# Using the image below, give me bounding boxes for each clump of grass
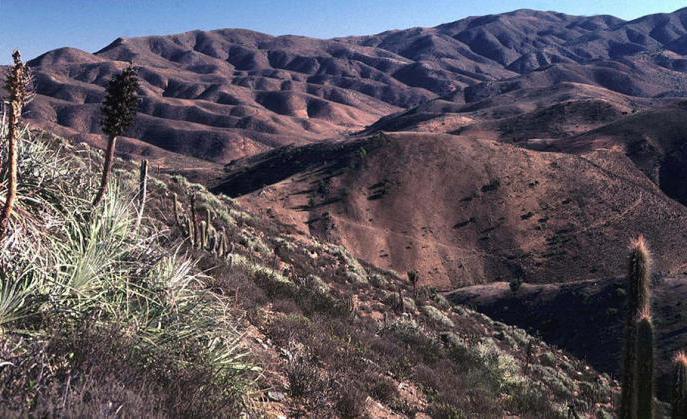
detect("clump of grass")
[0,128,257,415]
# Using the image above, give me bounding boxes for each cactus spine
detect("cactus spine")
[620,235,653,419]
[673,352,687,418]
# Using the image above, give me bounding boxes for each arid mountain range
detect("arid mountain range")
[8,6,687,285]
[8,6,687,405]
[18,7,687,165]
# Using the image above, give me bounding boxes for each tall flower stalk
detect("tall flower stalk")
[93,65,140,207]
[0,50,31,240]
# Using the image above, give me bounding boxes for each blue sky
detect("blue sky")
[1,0,685,64]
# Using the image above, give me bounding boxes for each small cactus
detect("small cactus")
[199,220,208,249]
[216,227,227,256]
[172,193,182,227]
[190,194,199,246]
[673,352,687,418]
[207,223,217,251]
[179,214,191,240]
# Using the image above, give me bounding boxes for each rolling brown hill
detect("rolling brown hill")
[9,7,687,412]
[8,5,687,345]
[12,6,687,175]
[211,132,687,289]
[552,103,687,205]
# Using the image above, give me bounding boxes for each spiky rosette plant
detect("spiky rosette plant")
[0,50,32,240]
[93,65,140,207]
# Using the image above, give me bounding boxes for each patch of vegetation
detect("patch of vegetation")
[0,132,257,416]
[0,65,616,415]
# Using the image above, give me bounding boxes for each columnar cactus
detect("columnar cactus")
[620,235,653,419]
[179,214,191,239]
[673,352,687,418]
[172,190,235,256]
[203,208,212,249]
[199,220,208,250]
[190,194,198,246]
[216,227,227,256]
[172,193,182,227]
[207,223,217,251]
[0,50,31,240]
[636,310,654,419]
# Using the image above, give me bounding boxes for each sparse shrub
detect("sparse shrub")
[509,277,523,292]
[316,178,331,196]
[427,401,465,419]
[433,292,452,309]
[415,360,500,418]
[335,381,367,418]
[368,273,388,288]
[474,338,525,391]
[481,179,500,193]
[422,305,455,328]
[272,297,302,314]
[407,270,420,290]
[286,353,322,398]
[369,375,398,403]
[403,295,418,313]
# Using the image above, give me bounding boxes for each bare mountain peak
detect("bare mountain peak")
[18,7,687,167]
